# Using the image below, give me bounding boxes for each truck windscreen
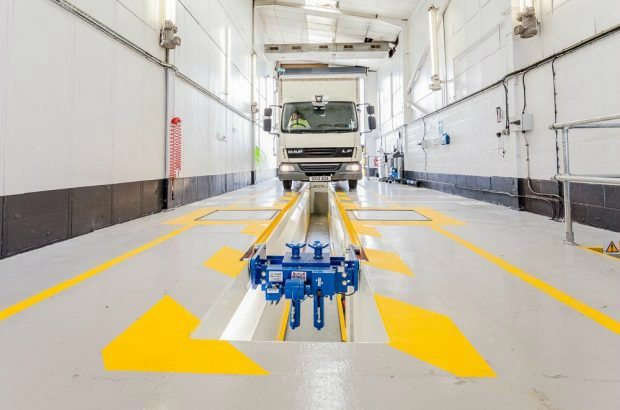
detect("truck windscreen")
[281,102,358,133]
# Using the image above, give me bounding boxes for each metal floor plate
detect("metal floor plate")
[199,210,278,221]
[350,209,430,221]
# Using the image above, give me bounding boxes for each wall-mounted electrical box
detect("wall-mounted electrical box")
[510,113,534,132]
[521,113,534,131]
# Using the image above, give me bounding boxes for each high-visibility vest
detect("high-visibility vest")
[290,119,310,129]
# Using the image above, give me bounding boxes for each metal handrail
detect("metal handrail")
[551,114,620,244]
[554,175,620,185]
[550,114,620,130]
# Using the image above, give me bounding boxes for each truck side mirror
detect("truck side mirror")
[366,105,375,115]
[263,117,272,133]
[264,107,273,117]
[368,116,377,131]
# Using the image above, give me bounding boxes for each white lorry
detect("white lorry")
[263,76,376,190]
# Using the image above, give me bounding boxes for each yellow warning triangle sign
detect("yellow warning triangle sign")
[605,241,619,254]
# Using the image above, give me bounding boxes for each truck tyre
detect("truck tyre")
[348,180,358,190]
[282,180,292,190]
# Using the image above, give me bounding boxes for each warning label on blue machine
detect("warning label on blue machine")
[269,271,283,282]
[291,271,307,281]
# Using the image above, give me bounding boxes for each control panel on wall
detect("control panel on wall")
[510,113,534,132]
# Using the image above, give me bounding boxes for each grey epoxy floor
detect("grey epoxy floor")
[1,178,619,410]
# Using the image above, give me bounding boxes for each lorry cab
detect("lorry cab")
[264,76,377,190]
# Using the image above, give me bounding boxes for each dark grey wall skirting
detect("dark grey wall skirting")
[255,168,278,184]
[405,171,520,209]
[404,171,620,233]
[0,170,275,259]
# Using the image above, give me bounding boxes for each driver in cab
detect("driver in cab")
[288,111,310,129]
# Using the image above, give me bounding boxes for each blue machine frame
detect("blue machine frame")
[249,242,360,330]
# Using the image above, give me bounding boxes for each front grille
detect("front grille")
[303,148,338,158]
[287,147,354,158]
[299,163,341,175]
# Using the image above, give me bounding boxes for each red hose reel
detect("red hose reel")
[169,117,182,180]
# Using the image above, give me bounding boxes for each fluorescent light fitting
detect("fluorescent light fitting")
[225,26,232,95]
[303,5,342,15]
[305,0,339,9]
[519,0,534,12]
[163,0,176,23]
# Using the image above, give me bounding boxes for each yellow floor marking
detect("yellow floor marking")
[241,222,270,237]
[347,207,464,227]
[163,207,280,226]
[163,208,217,225]
[413,207,464,226]
[579,246,620,262]
[333,190,362,248]
[0,225,192,322]
[203,246,247,277]
[337,295,347,342]
[272,202,289,208]
[364,248,414,276]
[433,226,620,335]
[253,191,301,248]
[351,222,382,237]
[102,296,268,375]
[374,294,496,378]
[277,300,291,341]
[357,185,466,227]
[341,202,362,210]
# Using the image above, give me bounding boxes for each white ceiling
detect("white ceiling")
[256,0,421,69]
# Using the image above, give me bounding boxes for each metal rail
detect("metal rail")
[549,114,620,244]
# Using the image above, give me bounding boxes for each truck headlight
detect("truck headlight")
[279,164,295,172]
[346,163,362,172]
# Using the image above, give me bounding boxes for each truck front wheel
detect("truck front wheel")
[348,180,358,190]
[282,180,292,190]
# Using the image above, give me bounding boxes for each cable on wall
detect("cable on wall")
[520,70,563,219]
[384,22,620,138]
[421,117,428,172]
[378,19,620,218]
[502,77,511,132]
[551,56,561,175]
[521,67,535,114]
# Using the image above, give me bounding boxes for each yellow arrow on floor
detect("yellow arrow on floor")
[374,294,495,378]
[204,246,247,277]
[365,248,414,276]
[102,296,268,375]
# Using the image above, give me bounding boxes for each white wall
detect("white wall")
[0,0,276,197]
[0,0,9,197]
[364,72,379,157]
[174,0,254,180]
[254,11,278,179]
[376,0,620,181]
[377,46,405,138]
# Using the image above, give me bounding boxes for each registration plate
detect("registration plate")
[309,176,331,182]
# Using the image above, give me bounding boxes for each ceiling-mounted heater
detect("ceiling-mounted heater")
[514,0,538,39]
[427,5,441,91]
